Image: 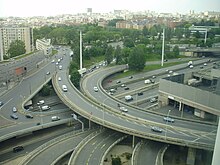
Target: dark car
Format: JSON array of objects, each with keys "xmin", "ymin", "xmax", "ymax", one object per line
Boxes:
[
  {"xmin": 0, "ymin": 101, "xmax": 3, "ymax": 106},
  {"xmin": 137, "ymin": 92, "xmax": 143, "ymax": 96},
  {"xmin": 13, "ymin": 146, "xmax": 24, "ymax": 153},
  {"xmin": 124, "ymin": 87, "xmax": 129, "ymax": 90},
  {"xmin": 25, "ymin": 114, "xmax": 33, "ymax": 119},
  {"xmin": 151, "ymin": 126, "xmax": 163, "ymax": 133}
]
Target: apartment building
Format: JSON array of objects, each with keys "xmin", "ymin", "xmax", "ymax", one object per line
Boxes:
[
  {"xmin": 36, "ymin": 38, "xmax": 52, "ymax": 55},
  {"xmin": 0, "ymin": 27, "xmax": 34, "ymax": 61}
]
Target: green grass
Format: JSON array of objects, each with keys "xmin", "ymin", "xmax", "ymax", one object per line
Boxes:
[
  {"xmin": 114, "ymin": 61, "xmax": 187, "ymax": 79},
  {"xmin": 83, "ymin": 56, "xmax": 105, "ymax": 68}
]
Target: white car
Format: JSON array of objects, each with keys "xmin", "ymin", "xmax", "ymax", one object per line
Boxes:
[
  {"xmin": 37, "ymin": 100, "xmax": 45, "ymax": 105},
  {"xmin": 58, "ymin": 77, "xmax": 61, "ymax": 81},
  {"xmin": 120, "ymin": 107, "xmax": 128, "ymax": 112},
  {"xmin": 93, "ymin": 86, "xmax": 98, "ymax": 92},
  {"xmin": 12, "ymin": 107, "xmax": 17, "ymax": 113}
]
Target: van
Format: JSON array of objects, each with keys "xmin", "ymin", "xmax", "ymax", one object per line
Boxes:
[
  {"xmin": 59, "ymin": 65, "xmax": 62, "ymax": 70},
  {"xmin": 62, "ymin": 85, "xmax": 68, "ymax": 92},
  {"xmin": 144, "ymin": 79, "xmax": 151, "ymax": 84},
  {"xmin": 125, "ymin": 95, "xmax": 133, "ymax": 102},
  {"xmin": 41, "ymin": 105, "xmax": 50, "ymax": 111},
  {"xmin": 51, "ymin": 116, "xmax": 60, "ymax": 121}
]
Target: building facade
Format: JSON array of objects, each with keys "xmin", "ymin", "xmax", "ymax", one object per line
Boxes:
[
  {"xmin": 0, "ymin": 27, "xmax": 34, "ymax": 61},
  {"xmin": 36, "ymin": 38, "xmax": 52, "ymax": 55}
]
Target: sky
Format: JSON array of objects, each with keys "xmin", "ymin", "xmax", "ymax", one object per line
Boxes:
[{"xmin": 0, "ymin": 0, "xmax": 220, "ymax": 17}]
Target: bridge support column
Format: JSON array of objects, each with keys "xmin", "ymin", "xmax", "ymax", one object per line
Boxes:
[
  {"xmin": 132, "ymin": 135, "xmax": 135, "ymax": 148},
  {"xmin": 212, "ymin": 116, "xmax": 220, "ymax": 165},
  {"xmin": 186, "ymin": 148, "xmax": 196, "ymax": 165}
]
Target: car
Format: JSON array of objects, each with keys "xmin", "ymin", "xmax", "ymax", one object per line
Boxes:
[
  {"xmin": 58, "ymin": 77, "xmax": 62, "ymax": 81},
  {"xmin": 120, "ymin": 107, "xmax": 128, "ymax": 112},
  {"xmin": 129, "ymin": 76, "xmax": 133, "ymax": 79},
  {"xmin": 121, "ymin": 84, "xmax": 126, "ymax": 87},
  {"xmin": 94, "ymin": 86, "xmax": 98, "ymax": 92},
  {"xmin": 25, "ymin": 114, "xmax": 33, "ymax": 119},
  {"xmin": 150, "ymin": 97, "xmax": 157, "ymax": 103},
  {"xmin": 51, "ymin": 59, "xmax": 55, "ymax": 63},
  {"xmin": 137, "ymin": 92, "xmax": 143, "ymax": 96},
  {"xmin": 204, "ymin": 63, "xmax": 207, "ymax": 66},
  {"xmin": 46, "ymin": 71, "xmax": 50, "ymax": 75},
  {"xmin": 10, "ymin": 114, "xmax": 18, "ymax": 119},
  {"xmin": 151, "ymin": 126, "xmax": 163, "ymax": 133},
  {"xmin": 62, "ymin": 85, "xmax": 68, "ymax": 92},
  {"xmin": 168, "ymin": 70, "xmax": 173, "ymax": 74},
  {"xmin": 116, "ymin": 80, "xmax": 121, "ymax": 84},
  {"xmin": 164, "ymin": 59, "xmax": 168, "ymax": 62},
  {"xmin": 51, "ymin": 116, "xmax": 60, "ymax": 121},
  {"xmin": 124, "ymin": 87, "xmax": 129, "ymax": 90},
  {"xmin": 150, "ymin": 79, "xmax": 155, "ymax": 83},
  {"xmin": 189, "ymin": 65, "xmax": 194, "ymax": 69},
  {"xmin": 37, "ymin": 100, "xmax": 45, "ymax": 105},
  {"xmin": 152, "ymin": 75, "xmax": 156, "ymax": 79},
  {"xmin": 163, "ymin": 117, "xmax": 175, "ymax": 123},
  {"xmin": 13, "ymin": 146, "xmax": 24, "ymax": 153},
  {"xmin": 0, "ymin": 101, "xmax": 3, "ymax": 107},
  {"xmin": 41, "ymin": 105, "xmax": 50, "ymax": 111},
  {"xmin": 59, "ymin": 65, "xmax": 62, "ymax": 70},
  {"xmin": 12, "ymin": 107, "xmax": 17, "ymax": 113},
  {"xmin": 200, "ymin": 66, "xmax": 203, "ymax": 69}
]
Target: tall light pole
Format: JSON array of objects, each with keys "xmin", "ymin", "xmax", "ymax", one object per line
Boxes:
[
  {"xmin": 161, "ymin": 28, "xmax": 165, "ymax": 67},
  {"xmin": 80, "ymin": 30, "xmax": 83, "ymax": 70},
  {"xmin": 165, "ymin": 109, "xmax": 171, "ymax": 140}
]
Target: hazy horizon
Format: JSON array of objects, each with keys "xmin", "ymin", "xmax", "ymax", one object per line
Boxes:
[{"xmin": 0, "ymin": 0, "xmax": 220, "ymax": 18}]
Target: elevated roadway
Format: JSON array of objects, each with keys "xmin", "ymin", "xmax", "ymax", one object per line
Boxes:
[{"xmin": 53, "ymin": 60, "xmax": 216, "ymax": 150}]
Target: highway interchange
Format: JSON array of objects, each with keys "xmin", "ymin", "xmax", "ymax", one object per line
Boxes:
[{"xmin": 0, "ymin": 47, "xmax": 218, "ymax": 164}]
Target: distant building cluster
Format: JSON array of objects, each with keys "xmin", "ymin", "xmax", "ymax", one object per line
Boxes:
[
  {"xmin": 0, "ymin": 27, "xmax": 34, "ymax": 61},
  {"xmin": 0, "ymin": 9, "xmax": 219, "ymax": 29}
]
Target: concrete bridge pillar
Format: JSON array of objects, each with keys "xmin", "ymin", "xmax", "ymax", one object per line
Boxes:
[
  {"xmin": 212, "ymin": 116, "xmax": 220, "ymax": 165},
  {"xmin": 186, "ymin": 148, "xmax": 196, "ymax": 165}
]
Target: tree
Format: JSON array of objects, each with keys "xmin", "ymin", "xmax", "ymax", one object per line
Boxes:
[
  {"xmin": 114, "ymin": 45, "xmax": 122, "ymax": 64},
  {"xmin": 40, "ymin": 84, "xmax": 51, "ymax": 96},
  {"xmin": 128, "ymin": 46, "xmax": 146, "ymax": 71},
  {"xmin": 112, "ymin": 157, "xmax": 121, "ymax": 165},
  {"xmin": 105, "ymin": 45, "xmax": 114, "ymax": 64},
  {"xmin": 142, "ymin": 26, "xmax": 148, "ymax": 37},
  {"xmin": 7, "ymin": 40, "xmax": 26, "ymax": 57},
  {"xmin": 70, "ymin": 70, "xmax": 81, "ymax": 89},
  {"xmin": 173, "ymin": 45, "xmax": 179, "ymax": 57}
]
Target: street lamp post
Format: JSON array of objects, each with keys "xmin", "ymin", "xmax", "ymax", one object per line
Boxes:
[{"xmin": 165, "ymin": 110, "xmax": 171, "ymax": 140}]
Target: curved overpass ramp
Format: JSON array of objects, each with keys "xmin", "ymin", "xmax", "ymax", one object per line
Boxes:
[{"xmin": 53, "ymin": 64, "xmax": 215, "ymax": 151}]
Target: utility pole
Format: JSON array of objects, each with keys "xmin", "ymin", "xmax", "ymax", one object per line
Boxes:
[
  {"xmin": 161, "ymin": 28, "xmax": 165, "ymax": 67},
  {"xmin": 80, "ymin": 30, "xmax": 83, "ymax": 70}
]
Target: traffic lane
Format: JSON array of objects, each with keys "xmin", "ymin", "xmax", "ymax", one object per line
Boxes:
[
  {"xmin": 88, "ymin": 132, "xmax": 124, "ymax": 165},
  {"xmin": 137, "ymin": 141, "xmax": 165, "ymax": 165},
  {"xmin": 73, "ymin": 130, "xmax": 123, "ymax": 165},
  {"xmin": 0, "ymin": 126, "xmax": 75, "ymax": 162},
  {"xmin": 27, "ymin": 130, "xmax": 93, "ymax": 165}
]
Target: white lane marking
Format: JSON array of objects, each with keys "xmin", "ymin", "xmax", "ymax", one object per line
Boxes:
[{"xmin": 0, "ymin": 98, "xmax": 13, "ymax": 110}]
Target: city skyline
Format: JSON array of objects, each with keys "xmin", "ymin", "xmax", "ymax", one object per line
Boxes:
[{"xmin": 0, "ymin": 0, "xmax": 220, "ymax": 18}]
